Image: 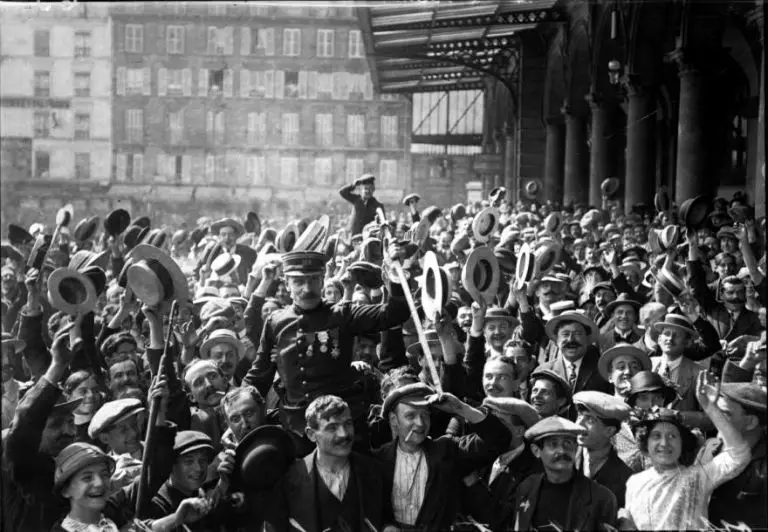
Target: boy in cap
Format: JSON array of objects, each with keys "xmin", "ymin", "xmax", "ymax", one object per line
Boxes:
[
  {"xmin": 514, "ymin": 416, "xmax": 618, "ymax": 531},
  {"xmin": 339, "ymin": 173, "xmax": 386, "ymax": 236},
  {"xmin": 573, "ymin": 391, "xmax": 634, "ymax": 508}
]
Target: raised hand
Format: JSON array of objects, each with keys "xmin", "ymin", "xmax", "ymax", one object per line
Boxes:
[
  {"xmin": 174, "ymin": 497, "xmax": 212, "ymax": 525},
  {"xmin": 694, "ymin": 370, "xmax": 720, "ymax": 412}
]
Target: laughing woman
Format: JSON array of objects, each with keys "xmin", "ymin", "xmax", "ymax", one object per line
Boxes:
[
  {"xmin": 617, "ymin": 371, "xmax": 751, "ymax": 530},
  {"xmin": 52, "ymin": 443, "xmax": 119, "ymax": 532}
]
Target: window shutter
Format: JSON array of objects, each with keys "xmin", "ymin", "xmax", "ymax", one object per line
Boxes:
[
  {"xmin": 134, "ymin": 154, "xmax": 143, "ymax": 180},
  {"xmin": 339, "ymin": 72, "xmax": 349, "ymax": 100},
  {"xmin": 265, "ymin": 29, "xmax": 274, "ymax": 55},
  {"xmin": 240, "ymin": 69, "xmax": 250, "ymax": 98},
  {"xmin": 198, "ymin": 68, "xmax": 208, "ymax": 96},
  {"xmin": 215, "ymin": 112, "xmax": 225, "ymax": 138},
  {"xmin": 156, "ymin": 153, "xmax": 165, "ymax": 179},
  {"xmin": 298, "ymin": 71, "xmax": 307, "ymax": 99},
  {"xmin": 274, "ymin": 70, "xmax": 284, "ymax": 100},
  {"xmin": 116, "ymin": 67, "xmax": 126, "ymax": 96},
  {"xmin": 308, "ymin": 71, "xmax": 318, "ymax": 99},
  {"xmin": 182, "ymin": 155, "xmax": 191, "ymax": 183},
  {"xmin": 331, "ymin": 72, "xmax": 341, "ymax": 99},
  {"xmin": 246, "ymin": 156, "xmax": 255, "ymax": 183},
  {"xmin": 116, "ymin": 153, "xmax": 127, "ymax": 181},
  {"xmin": 247, "ymin": 112, "xmax": 255, "ymax": 144},
  {"xmin": 264, "ymin": 70, "xmax": 274, "ymax": 98},
  {"xmin": 240, "ymin": 27, "xmax": 251, "ymax": 56},
  {"xmin": 225, "ymin": 26, "xmax": 234, "ymax": 55},
  {"xmin": 206, "ymin": 111, "xmax": 214, "ymax": 137},
  {"xmin": 205, "ymin": 155, "xmax": 215, "ymax": 182},
  {"xmin": 223, "ymin": 69, "xmax": 233, "ymax": 97},
  {"xmin": 142, "ymin": 67, "xmax": 151, "ymax": 95},
  {"xmin": 363, "ymin": 73, "xmax": 373, "ymax": 100},
  {"xmin": 182, "ymin": 68, "xmax": 192, "ymax": 96},
  {"xmin": 158, "ymin": 67, "xmax": 168, "ymax": 96}
]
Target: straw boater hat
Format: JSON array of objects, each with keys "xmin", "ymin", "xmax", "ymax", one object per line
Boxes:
[
  {"xmin": 545, "ymin": 310, "xmax": 599, "ymax": 343},
  {"xmin": 211, "ymin": 252, "xmax": 241, "ymax": 278},
  {"xmin": 652, "ymin": 313, "xmax": 699, "ymax": 340},
  {"xmin": 276, "ymin": 222, "xmax": 300, "ymax": 253},
  {"xmin": 603, "ymin": 293, "xmax": 642, "ymax": 316},
  {"xmin": 462, "ymin": 246, "xmax": 500, "ymax": 305},
  {"xmin": 533, "ymin": 240, "xmax": 561, "ymax": 276},
  {"xmin": 515, "ymin": 243, "xmax": 535, "ymax": 290},
  {"xmin": 293, "ymin": 215, "xmax": 330, "ymax": 253},
  {"xmin": 47, "ymin": 267, "xmax": 98, "ymax": 315},
  {"xmin": 600, "ymin": 178, "xmax": 620, "ymax": 198},
  {"xmin": 472, "ymin": 207, "xmax": 499, "ymax": 244},
  {"xmin": 421, "ymin": 251, "xmax": 449, "ymax": 322},
  {"xmin": 125, "ymin": 244, "xmax": 189, "ymax": 308}
]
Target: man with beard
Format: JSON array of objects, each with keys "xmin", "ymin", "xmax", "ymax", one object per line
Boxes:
[
  {"xmin": 339, "ymin": 174, "xmax": 386, "ymax": 236},
  {"xmin": 572, "ymin": 391, "xmax": 634, "ymax": 508},
  {"xmin": 184, "ymin": 359, "xmax": 230, "ymax": 447},
  {"xmin": 529, "ymin": 368, "xmax": 571, "ymax": 418},
  {"xmin": 513, "ymin": 416, "xmax": 618, "ymax": 531},
  {"xmin": 599, "ymin": 293, "xmax": 642, "ymax": 351},
  {"xmin": 244, "ymin": 248, "xmax": 409, "ymax": 455},
  {"xmin": 200, "ymin": 328, "xmax": 243, "ymax": 386},
  {"xmin": 269, "ymin": 395, "xmax": 391, "ymax": 532}
]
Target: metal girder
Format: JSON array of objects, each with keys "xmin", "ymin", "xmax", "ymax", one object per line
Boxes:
[
  {"xmin": 412, "ymin": 133, "xmax": 484, "ymax": 145},
  {"xmin": 371, "ymin": 6, "xmax": 564, "ymax": 32},
  {"xmin": 382, "ymin": 79, "xmax": 485, "ymax": 93}
]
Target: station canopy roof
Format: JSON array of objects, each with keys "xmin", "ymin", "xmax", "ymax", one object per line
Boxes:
[{"xmin": 359, "ymin": 0, "xmax": 564, "ymax": 93}]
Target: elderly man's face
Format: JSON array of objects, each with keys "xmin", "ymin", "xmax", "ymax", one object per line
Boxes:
[
  {"xmin": 224, "ymin": 392, "xmax": 266, "ymax": 442},
  {"xmin": 218, "ymin": 227, "xmax": 236, "ymax": 249},
  {"xmin": 556, "ymin": 323, "xmax": 589, "ymax": 361},
  {"xmin": 108, "ymin": 359, "xmax": 140, "ymax": 397}
]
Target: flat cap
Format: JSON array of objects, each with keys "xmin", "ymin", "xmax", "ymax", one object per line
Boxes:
[
  {"xmin": 482, "ymin": 397, "xmax": 540, "ymax": 428},
  {"xmin": 100, "ymin": 331, "xmax": 137, "ymax": 359},
  {"xmin": 174, "ymin": 430, "xmax": 215, "ymax": 458},
  {"xmin": 590, "ymin": 281, "xmax": 616, "ymax": 296},
  {"xmin": 382, "ymin": 383, "xmax": 433, "ymax": 418},
  {"xmin": 573, "ymin": 391, "xmax": 631, "ymax": 422},
  {"xmin": 54, "ymin": 442, "xmax": 115, "ymax": 489},
  {"xmin": 719, "ymin": 382, "xmax": 767, "ymax": 413},
  {"xmin": 354, "ymin": 174, "xmax": 376, "ymax": 187},
  {"xmin": 529, "ymin": 368, "xmax": 572, "ymax": 402},
  {"xmin": 88, "ymin": 398, "xmax": 146, "ymax": 439},
  {"xmin": 525, "ymin": 415, "xmax": 586, "ymax": 442}
]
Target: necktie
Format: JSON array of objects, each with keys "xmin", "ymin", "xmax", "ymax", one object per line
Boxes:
[
  {"xmin": 568, "ymin": 362, "xmax": 577, "ymax": 388},
  {"xmin": 661, "ymin": 363, "xmax": 671, "ymax": 380}
]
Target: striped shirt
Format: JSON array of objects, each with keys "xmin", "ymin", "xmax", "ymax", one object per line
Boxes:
[{"xmin": 392, "ymin": 447, "xmax": 428, "ymax": 526}]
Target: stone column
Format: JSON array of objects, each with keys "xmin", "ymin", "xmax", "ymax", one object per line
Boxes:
[
  {"xmin": 625, "ymin": 81, "xmax": 656, "ymax": 213},
  {"xmin": 504, "ymin": 122, "xmax": 517, "ymax": 203},
  {"xmin": 586, "ymin": 93, "xmax": 612, "ymax": 208},
  {"xmin": 543, "ymin": 116, "xmax": 565, "ymax": 204},
  {"xmin": 563, "ymin": 107, "xmax": 589, "ymax": 206},
  {"xmin": 755, "ymin": 2, "xmax": 765, "ymax": 217}
]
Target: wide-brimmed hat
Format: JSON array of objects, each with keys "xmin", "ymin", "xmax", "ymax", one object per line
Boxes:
[
  {"xmin": 133, "ymin": 216, "xmax": 151, "ymax": 229},
  {"xmin": 654, "ymin": 189, "xmax": 670, "ymax": 213},
  {"xmin": 360, "ymin": 238, "xmax": 383, "ymax": 264},
  {"xmin": 211, "ymin": 218, "xmax": 245, "ymax": 238},
  {"xmin": 54, "ymin": 443, "xmax": 116, "ymax": 489},
  {"xmin": 524, "ymin": 180, "xmax": 540, "ymax": 197},
  {"xmin": 679, "ymin": 195, "xmax": 709, "ymax": 229},
  {"xmin": 276, "ymin": 222, "xmax": 299, "ymax": 253},
  {"xmin": 382, "ymin": 382, "xmax": 434, "ymax": 417},
  {"xmin": 211, "ymin": 252, "xmax": 241, "ymax": 278},
  {"xmin": 543, "ymin": 212, "xmax": 561, "ymax": 234},
  {"xmin": 403, "ymin": 193, "xmax": 421, "ymax": 206},
  {"xmin": 244, "ymin": 211, "xmax": 261, "ymax": 235},
  {"xmin": 347, "ymin": 261, "xmax": 383, "ymax": 290},
  {"xmin": 545, "ymin": 310, "xmax": 599, "ymax": 343},
  {"xmin": 421, "ymin": 206, "xmax": 442, "ymax": 226},
  {"xmin": 190, "ymin": 227, "xmax": 209, "ymax": 247},
  {"xmin": 235, "ymin": 425, "xmax": 296, "ymax": 491},
  {"xmin": 472, "ymin": 207, "xmax": 499, "ymax": 244},
  {"xmin": 421, "ymin": 251, "xmax": 449, "ymax": 322},
  {"xmin": 125, "ymin": 244, "xmax": 189, "ymax": 308},
  {"xmin": 493, "ymin": 245, "xmax": 516, "ymax": 275},
  {"xmin": 655, "ymin": 267, "xmax": 687, "ymax": 298},
  {"xmin": 534, "ymin": 241, "xmax": 561, "ymax": 276},
  {"xmin": 73, "ymin": 217, "xmax": 100, "ymax": 243},
  {"xmin": 461, "ymin": 246, "xmax": 499, "ymax": 305},
  {"xmin": 146, "ymin": 228, "xmax": 169, "ymax": 249},
  {"xmin": 104, "ymin": 209, "xmax": 131, "ymax": 237},
  {"xmin": 484, "ymin": 307, "xmax": 519, "ymax": 326},
  {"xmin": 293, "ymin": 215, "xmax": 330, "ymax": 253},
  {"xmin": 200, "ymin": 329, "xmax": 245, "ymax": 360},
  {"xmin": 405, "ymin": 329, "xmax": 441, "ymax": 358},
  {"xmin": 603, "ymin": 292, "xmax": 642, "ymax": 316},
  {"xmin": 123, "ymin": 225, "xmax": 150, "ymax": 251},
  {"xmin": 626, "ymin": 371, "xmax": 677, "ymax": 407},
  {"xmin": 597, "ymin": 344, "xmax": 652, "ymax": 381},
  {"xmin": 47, "ymin": 267, "xmax": 98, "ymax": 315},
  {"xmin": 601, "ymin": 178, "xmax": 620, "ymax": 198},
  {"xmin": 630, "ymin": 407, "xmax": 697, "ymax": 449},
  {"xmin": 658, "ymin": 225, "xmax": 681, "ymax": 251},
  {"xmin": 8, "ymin": 224, "xmax": 34, "ymax": 247},
  {"xmin": 514, "ymin": 243, "xmax": 535, "ymax": 290},
  {"xmin": 652, "ymin": 313, "xmax": 698, "ymax": 340}
]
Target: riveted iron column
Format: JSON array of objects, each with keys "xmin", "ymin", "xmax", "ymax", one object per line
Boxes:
[
  {"xmin": 625, "ymin": 81, "xmax": 656, "ymax": 213},
  {"xmin": 586, "ymin": 93, "xmax": 612, "ymax": 208},
  {"xmin": 563, "ymin": 106, "xmax": 589, "ymax": 206}
]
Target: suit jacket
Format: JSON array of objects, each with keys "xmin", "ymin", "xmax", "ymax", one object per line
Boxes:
[
  {"xmin": 374, "ymin": 413, "xmax": 511, "ymax": 530},
  {"xmin": 577, "ymin": 447, "xmax": 633, "ymax": 509},
  {"xmin": 651, "ymin": 355, "xmax": 703, "ymax": 412},
  {"xmin": 514, "ymin": 472, "xmax": 618, "ymax": 531},
  {"xmin": 195, "ymin": 242, "xmax": 257, "ymax": 285},
  {"xmin": 267, "ymin": 450, "xmax": 389, "ymax": 532},
  {"xmin": 540, "ymin": 347, "xmax": 613, "ymax": 419}
]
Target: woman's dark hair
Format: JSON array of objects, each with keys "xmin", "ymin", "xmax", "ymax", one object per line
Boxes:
[{"xmin": 635, "ymin": 421, "xmax": 698, "ymax": 467}]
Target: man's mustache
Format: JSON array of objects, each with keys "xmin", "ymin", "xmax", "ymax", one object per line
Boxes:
[
  {"xmin": 562, "ymin": 341, "xmax": 581, "ymax": 349},
  {"xmin": 554, "ymin": 454, "xmax": 573, "ymax": 463}
]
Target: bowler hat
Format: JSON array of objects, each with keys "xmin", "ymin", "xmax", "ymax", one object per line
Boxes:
[
  {"xmin": 627, "ymin": 371, "xmax": 677, "ymax": 407},
  {"xmin": 73, "ymin": 217, "xmax": 100, "ymax": 243},
  {"xmin": 450, "ymin": 204, "xmax": 466, "ymax": 224},
  {"xmin": 104, "ymin": 209, "xmax": 131, "ymax": 237},
  {"xmin": 472, "ymin": 207, "xmax": 499, "ymax": 244},
  {"xmin": 123, "ymin": 225, "xmax": 150, "ymax": 251},
  {"xmin": 244, "ymin": 211, "xmax": 261, "ymax": 234},
  {"xmin": 133, "ymin": 216, "xmax": 151, "ymax": 229},
  {"xmin": 235, "ymin": 425, "xmax": 295, "ymax": 491},
  {"xmin": 679, "ymin": 196, "xmax": 710, "ymax": 229},
  {"xmin": 1, "ymin": 244, "xmax": 24, "ymax": 264},
  {"xmin": 125, "ymin": 244, "xmax": 189, "ymax": 308},
  {"xmin": 8, "ymin": 224, "xmax": 34, "ymax": 247}
]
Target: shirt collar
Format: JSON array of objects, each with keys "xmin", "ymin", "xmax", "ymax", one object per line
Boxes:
[{"xmin": 661, "ymin": 355, "xmax": 683, "ymax": 371}]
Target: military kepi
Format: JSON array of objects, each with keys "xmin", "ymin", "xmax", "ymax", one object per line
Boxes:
[{"xmin": 281, "ymin": 250, "xmax": 326, "ymax": 276}]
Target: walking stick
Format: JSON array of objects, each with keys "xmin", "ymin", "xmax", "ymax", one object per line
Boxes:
[
  {"xmin": 377, "ymin": 209, "xmax": 442, "ymax": 393},
  {"xmin": 136, "ymin": 300, "xmax": 179, "ymax": 518}
]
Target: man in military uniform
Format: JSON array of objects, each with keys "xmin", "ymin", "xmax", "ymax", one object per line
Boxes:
[
  {"xmin": 339, "ymin": 174, "xmax": 386, "ymax": 236},
  {"xmin": 243, "ymin": 249, "xmax": 409, "ymax": 455}
]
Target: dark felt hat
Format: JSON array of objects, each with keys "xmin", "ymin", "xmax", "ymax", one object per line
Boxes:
[
  {"xmin": 627, "ymin": 371, "xmax": 677, "ymax": 407},
  {"xmin": 73, "ymin": 217, "xmax": 100, "ymax": 243},
  {"xmin": 190, "ymin": 227, "xmax": 209, "ymax": 247},
  {"xmin": 235, "ymin": 425, "xmax": 295, "ymax": 491},
  {"xmin": 347, "ymin": 261, "xmax": 383, "ymax": 290},
  {"xmin": 133, "ymin": 216, "xmax": 151, "ymax": 229},
  {"xmin": 603, "ymin": 293, "xmax": 642, "ymax": 317},
  {"xmin": 123, "ymin": 225, "xmax": 150, "ymax": 251},
  {"xmin": 8, "ymin": 224, "xmax": 34, "ymax": 247},
  {"xmin": 244, "ymin": 211, "xmax": 261, "ymax": 234},
  {"xmin": 1, "ymin": 244, "xmax": 24, "ymax": 263},
  {"xmin": 679, "ymin": 196, "xmax": 710, "ymax": 229},
  {"xmin": 104, "ymin": 209, "xmax": 131, "ymax": 237}
]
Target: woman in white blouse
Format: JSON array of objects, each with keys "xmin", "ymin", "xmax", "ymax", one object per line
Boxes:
[{"xmin": 618, "ymin": 371, "xmax": 751, "ymax": 530}]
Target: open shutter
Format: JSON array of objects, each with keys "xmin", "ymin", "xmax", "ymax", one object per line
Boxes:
[
  {"xmin": 265, "ymin": 29, "xmax": 274, "ymax": 55},
  {"xmin": 264, "ymin": 70, "xmax": 274, "ymax": 98},
  {"xmin": 142, "ymin": 67, "xmax": 151, "ymax": 95},
  {"xmin": 116, "ymin": 153, "xmax": 127, "ymax": 181},
  {"xmin": 205, "ymin": 155, "xmax": 215, "ymax": 183},
  {"xmin": 206, "ymin": 111, "xmax": 214, "ymax": 140},
  {"xmin": 240, "ymin": 27, "xmax": 251, "ymax": 56},
  {"xmin": 308, "ymin": 71, "xmax": 318, "ymax": 99},
  {"xmin": 134, "ymin": 154, "xmax": 143, "ymax": 181},
  {"xmin": 339, "ymin": 72, "xmax": 350, "ymax": 100},
  {"xmin": 223, "ymin": 69, "xmax": 233, "ymax": 97},
  {"xmin": 182, "ymin": 68, "xmax": 192, "ymax": 96},
  {"xmin": 225, "ymin": 26, "xmax": 235, "ymax": 55},
  {"xmin": 116, "ymin": 67, "xmax": 126, "ymax": 96},
  {"xmin": 198, "ymin": 68, "xmax": 208, "ymax": 96},
  {"xmin": 274, "ymin": 70, "xmax": 284, "ymax": 100},
  {"xmin": 156, "ymin": 153, "xmax": 165, "ymax": 179},
  {"xmin": 240, "ymin": 69, "xmax": 250, "ymax": 97},
  {"xmin": 297, "ymin": 71, "xmax": 307, "ymax": 99},
  {"xmin": 182, "ymin": 155, "xmax": 191, "ymax": 183},
  {"xmin": 363, "ymin": 73, "xmax": 373, "ymax": 100},
  {"xmin": 158, "ymin": 67, "xmax": 168, "ymax": 96}
]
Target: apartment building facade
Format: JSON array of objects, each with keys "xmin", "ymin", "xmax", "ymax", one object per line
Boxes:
[
  {"xmin": 110, "ymin": 2, "xmax": 411, "ymax": 215},
  {"xmin": 0, "ymin": 3, "xmax": 113, "ymax": 224}
]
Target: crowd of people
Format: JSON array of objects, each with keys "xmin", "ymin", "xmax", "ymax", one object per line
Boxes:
[{"xmin": 1, "ymin": 173, "xmax": 766, "ymax": 532}]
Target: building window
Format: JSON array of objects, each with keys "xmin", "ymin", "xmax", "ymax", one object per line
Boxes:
[
  {"xmin": 314, "ymin": 157, "xmax": 332, "ymax": 185},
  {"xmin": 125, "ymin": 24, "xmax": 144, "ymax": 53},
  {"xmin": 207, "ymin": 111, "xmax": 226, "ymax": 145},
  {"xmin": 315, "ymin": 113, "xmax": 333, "ymax": 146},
  {"xmin": 34, "ymin": 111, "xmax": 50, "ymax": 138},
  {"xmin": 117, "ymin": 153, "xmax": 144, "ymax": 182},
  {"xmin": 209, "ymin": 3, "xmax": 227, "ymax": 16},
  {"xmin": 35, "ymin": 151, "xmax": 50, "ymax": 178},
  {"xmin": 75, "ymin": 153, "xmax": 90, "ymax": 179},
  {"xmin": 74, "ymin": 113, "xmax": 90, "ymax": 140},
  {"xmin": 247, "ymin": 112, "xmax": 266, "ymax": 145},
  {"xmin": 170, "ymin": 3, "xmax": 185, "ymax": 15},
  {"xmin": 74, "ymin": 31, "xmax": 91, "ymax": 58},
  {"xmin": 169, "ymin": 111, "xmax": 184, "ymax": 144},
  {"xmin": 283, "ymin": 28, "xmax": 301, "ymax": 56},
  {"xmin": 346, "ymin": 158, "xmax": 364, "ymax": 182},
  {"xmin": 207, "ymin": 26, "xmax": 233, "ymax": 55},
  {"xmin": 255, "ymin": 28, "xmax": 274, "ymax": 55},
  {"xmin": 280, "ymin": 157, "xmax": 299, "ymax": 186},
  {"xmin": 317, "ymin": 29, "xmax": 334, "ymax": 58},
  {"xmin": 379, "ymin": 159, "xmax": 397, "ymax": 187},
  {"xmin": 250, "ymin": 4, "xmax": 270, "ymax": 16},
  {"xmin": 34, "ymin": 29, "xmax": 50, "ymax": 56},
  {"xmin": 348, "ymin": 30, "xmax": 363, "ymax": 58},
  {"xmin": 74, "ymin": 73, "xmax": 91, "ymax": 97},
  {"xmin": 282, "ymin": 113, "xmax": 299, "ymax": 145},
  {"xmin": 166, "ymin": 26, "xmax": 185, "ymax": 54},
  {"xmin": 247, "ymin": 155, "xmax": 267, "ymax": 185},
  {"xmin": 280, "ymin": 6, "xmax": 304, "ymax": 17},
  {"xmin": 125, "ymin": 109, "xmax": 144, "ymax": 143},
  {"xmin": 126, "ymin": 68, "xmax": 145, "ymax": 95},
  {"xmin": 346, "ymin": 114, "xmax": 364, "ymax": 147},
  {"xmin": 381, "ymin": 115, "xmax": 399, "ymax": 148},
  {"xmin": 284, "ymin": 71, "xmax": 299, "ymax": 98},
  {"xmin": 317, "ymin": 73, "xmax": 332, "ymax": 97},
  {"xmin": 34, "ymin": 71, "xmax": 50, "ymax": 98},
  {"xmin": 215, "ymin": 155, "xmax": 226, "ymax": 183}
]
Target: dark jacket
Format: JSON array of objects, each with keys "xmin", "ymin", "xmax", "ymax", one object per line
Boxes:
[
  {"xmin": 339, "ymin": 184, "xmax": 385, "ymax": 236},
  {"xmin": 267, "ymin": 450, "xmax": 390, "ymax": 532},
  {"xmin": 577, "ymin": 447, "xmax": 633, "ymax": 509},
  {"xmin": 514, "ymin": 472, "xmax": 618, "ymax": 531},
  {"xmin": 540, "ymin": 347, "xmax": 613, "ymax": 419},
  {"xmin": 195, "ymin": 242, "xmax": 257, "ymax": 285},
  {"xmin": 373, "ymin": 411, "xmax": 511, "ymax": 530}
]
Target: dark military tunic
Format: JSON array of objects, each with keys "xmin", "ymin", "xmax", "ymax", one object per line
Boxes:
[{"xmin": 244, "ymin": 287, "xmax": 409, "ymax": 434}]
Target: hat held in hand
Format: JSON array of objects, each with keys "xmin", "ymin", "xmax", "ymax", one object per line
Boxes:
[{"xmin": 125, "ymin": 244, "xmax": 189, "ymax": 308}]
